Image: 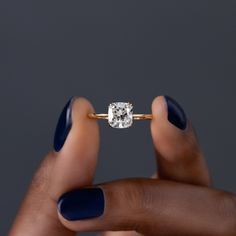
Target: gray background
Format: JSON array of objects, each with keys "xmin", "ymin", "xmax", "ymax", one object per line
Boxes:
[{"xmin": 1, "ymin": 1, "xmax": 236, "ymax": 235}]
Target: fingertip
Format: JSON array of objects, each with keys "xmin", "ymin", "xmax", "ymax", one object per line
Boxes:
[
  {"xmin": 71, "ymin": 97, "xmax": 97, "ymax": 121},
  {"xmin": 57, "ymin": 187, "xmax": 105, "ymax": 232},
  {"xmin": 53, "ymin": 96, "xmax": 99, "ymax": 153},
  {"xmin": 151, "ymin": 95, "xmax": 171, "ymax": 151},
  {"xmin": 152, "ymin": 95, "xmax": 188, "ymax": 131},
  {"xmin": 151, "ymin": 95, "xmax": 168, "ymax": 121},
  {"xmin": 150, "ymin": 95, "xmax": 210, "ymax": 186},
  {"xmin": 58, "ymin": 96, "xmax": 100, "ymax": 163},
  {"xmin": 150, "ymin": 95, "xmax": 194, "ymax": 161},
  {"xmin": 69, "ymin": 96, "xmax": 99, "ymax": 152}
]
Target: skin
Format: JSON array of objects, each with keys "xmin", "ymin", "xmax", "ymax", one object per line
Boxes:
[{"xmin": 9, "ymin": 96, "xmax": 236, "ymax": 236}]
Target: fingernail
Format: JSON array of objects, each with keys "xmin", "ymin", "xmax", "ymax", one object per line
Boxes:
[
  {"xmin": 53, "ymin": 97, "xmax": 75, "ymax": 152},
  {"xmin": 58, "ymin": 188, "xmax": 105, "ymax": 221},
  {"xmin": 164, "ymin": 95, "xmax": 187, "ymax": 130}
]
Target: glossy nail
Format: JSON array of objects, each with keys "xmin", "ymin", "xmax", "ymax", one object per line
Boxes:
[
  {"xmin": 164, "ymin": 95, "xmax": 187, "ymax": 130},
  {"xmin": 53, "ymin": 97, "xmax": 75, "ymax": 152},
  {"xmin": 58, "ymin": 188, "xmax": 105, "ymax": 221}
]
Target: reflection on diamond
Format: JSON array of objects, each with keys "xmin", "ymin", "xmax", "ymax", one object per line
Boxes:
[{"xmin": 108, "ymin": 102, "xmax": 133, "ymax": 128}]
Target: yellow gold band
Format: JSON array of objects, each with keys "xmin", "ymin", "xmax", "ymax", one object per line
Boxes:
[{"xmin": 88, "ymin": 113, "xmax": 153, "ymax": 120}]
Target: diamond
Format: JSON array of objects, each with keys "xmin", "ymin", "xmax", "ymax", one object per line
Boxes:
[{"xmin": 108, "ymin": 102, "xmax": 133, "ymax": 128}]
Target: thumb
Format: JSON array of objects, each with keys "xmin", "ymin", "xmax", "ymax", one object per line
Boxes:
[{"xmin": 151, "ymin": 95, "xmax": 211, "ymax": 186}]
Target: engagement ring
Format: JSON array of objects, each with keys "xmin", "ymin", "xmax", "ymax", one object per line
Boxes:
[{"xmin": 88, "ymin": 102, "xmax": 152, "ymax": 128}]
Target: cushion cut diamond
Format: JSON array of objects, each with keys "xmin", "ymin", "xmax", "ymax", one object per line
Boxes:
[{"xmin": 108, "ymin": 102, "xmax": 133, "ymax": 128}]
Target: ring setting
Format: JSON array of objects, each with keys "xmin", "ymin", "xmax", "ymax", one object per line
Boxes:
[{"xmin": 88, "ymin": 102, "xmax": 152, "ymax": 129}]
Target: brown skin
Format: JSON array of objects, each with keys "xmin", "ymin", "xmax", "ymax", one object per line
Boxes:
[{"xmin": 9, "ymin": 97, "xmax": 236, "ymax": 236}]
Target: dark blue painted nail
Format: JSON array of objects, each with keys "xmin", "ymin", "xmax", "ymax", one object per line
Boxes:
[
  {"xmin": 53, "ymin": 97, "xmax": 75, "ymax": 152},
  {"xmin": 164, "ymin": 95, "xmax": 187, "ymax": 130},
  {"xmin": 58, "ymin": 188, "xmax": 105, "ymax": 221}
]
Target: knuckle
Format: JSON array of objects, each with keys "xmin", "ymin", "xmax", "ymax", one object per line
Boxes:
[
  {"xmin": 119, "ymin": 179, "xmax": 145, "ymax": 212},
  {"xmin": 122, "ymin": 179, "xmax": 154, "ymax": 231},
  {"xmin": 119, "ymin": 179, "xmax": 156, "ymax": 214},
  {"xmin": 129, "ymin": 179, "xmax": 159, "ymax": 229},
  {"xmin": 102, "ymin": 179, "xmax": 156, "ymax": 230}
]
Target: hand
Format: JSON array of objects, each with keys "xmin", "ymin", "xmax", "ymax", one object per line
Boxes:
[{"xmin": 9, "ymin": 96, "xmax": 236, "ymax": 236}]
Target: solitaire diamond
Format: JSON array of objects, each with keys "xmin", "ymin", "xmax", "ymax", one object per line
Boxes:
[{"xmin": 108, "ymin": 102, "xmax": 133, "ymax": 128}]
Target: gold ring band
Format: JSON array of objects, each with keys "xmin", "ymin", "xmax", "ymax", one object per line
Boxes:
[
  {"xmin": 88, "ymin": 102, "xmax": 151, "ymax": 128},
  {"xmin": 88, "ymin": 113, "xmax": 153, "ymax": 120}
]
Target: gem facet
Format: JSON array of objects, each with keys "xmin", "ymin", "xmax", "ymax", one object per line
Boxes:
[{"xmin": 108, "ymin": 102, "xmax": 133, "ymax": 128}]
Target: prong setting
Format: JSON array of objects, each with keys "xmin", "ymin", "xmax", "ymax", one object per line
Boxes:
[{"xmin": 108, "ymin": 102, "xmax": 133, "ymax": 128}]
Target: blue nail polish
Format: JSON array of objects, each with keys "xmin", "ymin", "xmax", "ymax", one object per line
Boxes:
[
  {"xmin": 53, "ymin": 97, "xmax": 75, "ymax": 152},
  {"xmin": 58, "ymin": 188, "xmax": 105, "ymax": 221},
  {"xmin": 164, "ymin": 95, "xmax": 187, "ymax": 130}
]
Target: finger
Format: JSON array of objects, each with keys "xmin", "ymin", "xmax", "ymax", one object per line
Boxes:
[
  {"xmin": 100, "ymin": 175, "xmax": 158, "ymax": 236},
  {"xmin": 151, "ymin": 95, "xmax": 211, "ymax": 186},
  {"xmin": 57, "ymin": 178, "xmax": 236, "ymax": 235},
  {"xmin": 9, "ymin": 97, "xmax": 99, "ymax": 236},
  {"xmin": 50, "ymin": 97, "xmax": 100, "ymax": 199},
  {"xmin": 100, "ymin": 175, "xmax": 157, "ymax": 236}
]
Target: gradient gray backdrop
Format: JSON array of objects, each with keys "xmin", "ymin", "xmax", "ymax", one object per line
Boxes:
[{"xmin": 1, "ymin": 1, "xmax": 236, "ymax": 235}]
